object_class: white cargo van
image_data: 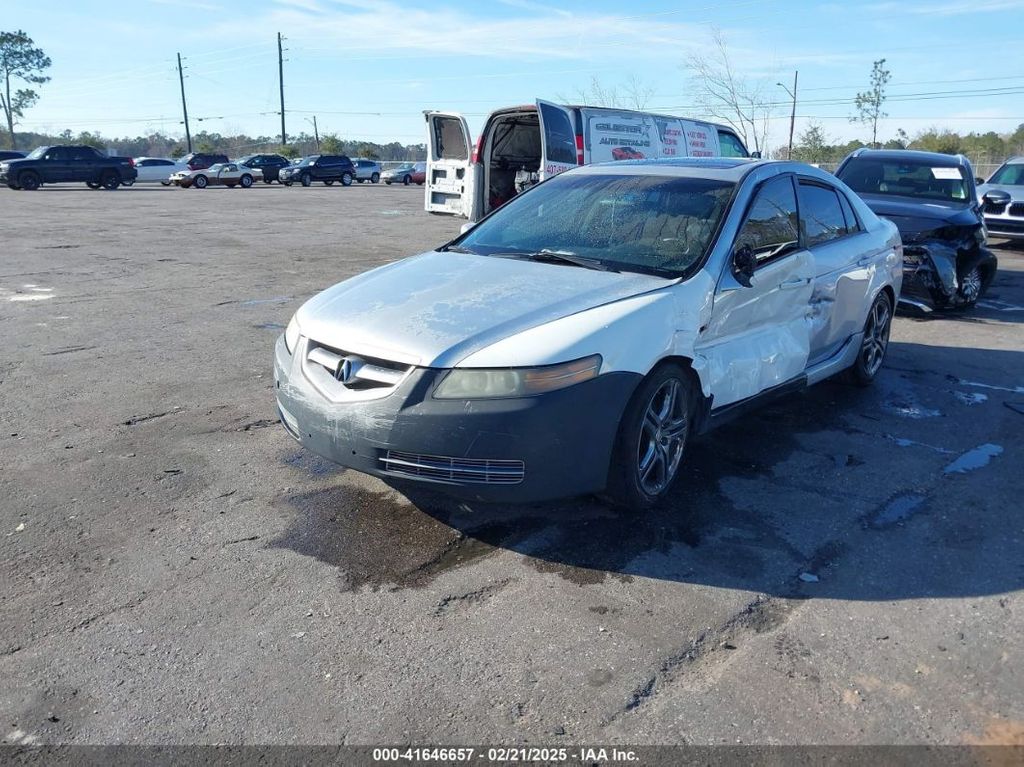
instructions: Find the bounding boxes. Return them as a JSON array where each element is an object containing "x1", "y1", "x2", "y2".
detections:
[{"x1": 424, "y1": 99, "x2": 752, "y2": 221}]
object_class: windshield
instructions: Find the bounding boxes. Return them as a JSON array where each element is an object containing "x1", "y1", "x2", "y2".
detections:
[
  {"x1": 301, "y1": 157, "x2": 318, "y2": 166},
  {"x1": 26, "y1": 147, "x2": 46, "y2": 159},
  {"x1": 237, "y1": 155, "x2": 255, "y2": 165},
  {"x1": 987, "y1": 163, "x2": 1024, "y2": 186},
  {"x1": 838, "y1": 158, "x2": 970, "y2": 203},
  {"x1": 207, "y1": 163, "x2": 225, "y2": 172},
  {"x1": 456, "y1": 173, "x2": 735, "y2": 278}
]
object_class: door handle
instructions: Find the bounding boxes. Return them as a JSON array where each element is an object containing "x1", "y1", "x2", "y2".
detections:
[{"x1": 779, "y1": 277, "x2": 809, "y2": 290}]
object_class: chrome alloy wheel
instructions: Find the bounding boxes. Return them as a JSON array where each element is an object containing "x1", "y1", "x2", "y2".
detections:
[
  {"x1": 861, "y1": 297, "x2": 891, "y2": 378},
  {"x1": 637, "y1": 378, "x2": 688, "y2": 497},
  {"x1": 959, "y1": 266, "x2": 982, "y2": 304}
]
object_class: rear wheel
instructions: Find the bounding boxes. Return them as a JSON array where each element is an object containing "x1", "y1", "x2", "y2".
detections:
[
  {"x1": 194, "y1": 175, "x2": 208, "y2": 189},
  {"x1": 240, "y1": 174, "x2": 253, "y2": 188},
  {"x1": 371, "y1": 172, "x2": 380, "y2": 184},
  {"x1": 341, "y1": 172, "x2": 353, "y2": 186},
  {"x1": 19, "y1": 171, "x2": 41, "y2": 191},
  {"x1": 605, "y1": 364, "x2": 694, "y2": 510},
  {"x1": 849, "y1": 291, "x2": 892, "y2": 386},
  {"x1": 101, "y1": 171, "x2": 120, "y2": 190}
]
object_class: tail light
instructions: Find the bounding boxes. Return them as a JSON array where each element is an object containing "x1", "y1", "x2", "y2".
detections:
[
  {"x1": 128, "y1": 158, "x2": 135, "y2": 167},
  {"x1": 575, "y1": 134, "x2": 584, "y2": 165},
  {"x1": 471, "y1": 132, "x2": 484, "y2": 165}
]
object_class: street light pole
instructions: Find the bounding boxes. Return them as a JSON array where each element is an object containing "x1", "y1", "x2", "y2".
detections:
[{"x1": 777, "y1": 71, "x2": 798, "y2": 160}]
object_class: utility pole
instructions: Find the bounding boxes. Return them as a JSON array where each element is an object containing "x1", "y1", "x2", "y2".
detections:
[
  {"x1": 777, "y1": 71, "x2": 798, "y2": 160},
  {"x1": 307, "y1": 116, "x2": 320, "y2": 151},
  {"x1": 177, "y1": 52, "x2": 192, "y2": 153},
  {"x1": 277, "y1": 32, "x2": 286, "y2": 145}
]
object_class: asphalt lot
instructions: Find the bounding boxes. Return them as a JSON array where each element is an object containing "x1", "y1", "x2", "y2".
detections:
[{"x1": 1, "y1": 181, "x2": 1022, "y2": 747}]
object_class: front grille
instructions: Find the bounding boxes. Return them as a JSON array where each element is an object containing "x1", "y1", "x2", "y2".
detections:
[
  {"x1": 1010, "y1": 202, "x2": 1024, "y2": 217},
  {"x1": 380, "y1": 450, "x2": 525, "y2": 485},
  {"x1": 302, "y1": 339, "x2": 413, "y2": 401},
  {"x1": 984, "y1": 201, "x2": 1007, "y2": 214}
]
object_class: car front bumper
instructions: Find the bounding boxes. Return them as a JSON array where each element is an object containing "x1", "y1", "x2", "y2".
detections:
[
  {"x1": 982, "y1": 214, "x2": 1024, "y2": 241},
  {"x1": 273, "y1": 335, "x2": 639, "y2": 503}
]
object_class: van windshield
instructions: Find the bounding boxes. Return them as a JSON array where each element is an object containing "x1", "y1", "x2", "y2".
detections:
[{"x1": 455, "y1": 173, "x2": 735, "y2": 278}]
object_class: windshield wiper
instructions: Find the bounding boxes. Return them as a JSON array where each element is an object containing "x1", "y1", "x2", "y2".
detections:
[
  {"x1": 492, "y1": 249, "x2": 616, "y2": 272},
  {"x1": 440, "y1": 244, "x2": 478, "y2": 254}
]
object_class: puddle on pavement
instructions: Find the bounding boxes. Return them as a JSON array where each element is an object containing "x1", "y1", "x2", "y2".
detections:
[
  {"x1": 867, "y1": 493, "x2": 927, "y2": 529},
  {"x1": 944, "y1": 444, "x2": 1004, "y2": 475}
]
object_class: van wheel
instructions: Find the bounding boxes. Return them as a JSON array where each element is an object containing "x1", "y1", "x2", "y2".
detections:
[
  {"x1": 848, "y1": 291, "x2": 892, "y2": 386},
  {"x1": 605, "y1": 364, "x2": 693, "y2": 511}
]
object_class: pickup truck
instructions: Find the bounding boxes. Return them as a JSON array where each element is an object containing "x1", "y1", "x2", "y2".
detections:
[{"x1": 0, "y1": 145, "x2": 137, "y2": 190}]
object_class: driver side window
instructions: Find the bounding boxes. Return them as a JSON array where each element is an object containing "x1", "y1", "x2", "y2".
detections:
[{"x1": 735, "y1": 176, "x2": 799, "y2": 264}]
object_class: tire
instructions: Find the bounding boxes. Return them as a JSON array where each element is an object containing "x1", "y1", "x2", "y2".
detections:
[
  {"x1": 240, "y1": 174, "x2": 253, "y2": 188},
  {"x1": 385, "y1": 180, "x2": 392, "y2": 185},
  {"x1": 101, "y1": 171, "x2": 120, "y2": 190},
  {"x1": 402, "y1": 175, "x2": 411, "y2": 186},
  {"x1": 161, "y1": 180, "x2": 171, "y2": 186},
  {"x1": 86, "y1": 181, "x2": 101, "y2": 190},
  {"x1": 263, "y1": 178, "x2": 273, "y2": 184},
  {"x1": 953, "y1": 263, "x2": 991, "y2": 309},
  {"x1": 121, "y1": 177, "x2": 135, "y2": 187},
  {"x1": 7, "y1": 182, "x2": 19, "y2": 190},
  {"x1": 341, "y1": 172, "x2": 353, "y2": 187},
  {"x1": 324, "y1": 179, "x2": 334, "y2": 186},
  {"x1": 371, "y1": 172, "x2": 380, "y2": 184},
  {"x1": 848, "y1": 291, "x2": 893, "y2": 386},
  {"x1": 18, "y1": 171, "x2": 41, "y2": 191},
  {"x1": 605, "y1": 363, "x2": 694, "y2": 510},
  {"x1": 194, "y1": 175, "x2": 208, "y2": 189},
  {"x1": 284, "y1": 180, "x2": 293, "y2": 186},
  {"x1": 300, "y1": 173, "x2": 312, "y2": 187}
]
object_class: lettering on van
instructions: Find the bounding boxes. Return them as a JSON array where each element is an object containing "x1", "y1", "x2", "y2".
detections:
[
  {"x1": 598, "y1": 137, "x2": 651, "y2": 148},
  {"x1": 594, "y1": 122, "x2": 645, "y2": 134}
]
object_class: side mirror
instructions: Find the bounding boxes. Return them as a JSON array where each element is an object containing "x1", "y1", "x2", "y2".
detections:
[
  {"x1": 983, "y1": 190, "x2": 1011, "y2": 206},
  {"x1": 732, "y1": 244, "x2": 757, "y2": 287}
]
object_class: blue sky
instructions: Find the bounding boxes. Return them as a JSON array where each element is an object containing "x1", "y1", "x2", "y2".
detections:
[{"x1": 5, "y1": 0, "x2": 1024, "y2": 151}]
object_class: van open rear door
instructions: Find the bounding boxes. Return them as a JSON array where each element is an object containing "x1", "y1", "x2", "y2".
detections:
[
  {"x1": 425, "y1": 111, "x2": 472, "y2": 216},
  {"x1": 536, "y1": 100, "x2": 578, "y2": 180}
]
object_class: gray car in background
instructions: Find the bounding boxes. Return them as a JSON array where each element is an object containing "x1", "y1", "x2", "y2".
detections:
[
  {"x1": 353, "y1": 159, "x2": 381, "y2": 183},
  {"x1": 977, "y1": 157, "x2": 1024, "y2": 242}
]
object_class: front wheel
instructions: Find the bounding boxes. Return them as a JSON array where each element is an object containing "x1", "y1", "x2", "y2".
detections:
[
  {"x1": 240, "y1": 174, "x2": 253, "y2": 188},
  {"x1": 371, "y1": 172, "x2": 380, "y2": 184},
  {"x1": 605, "y1": 364, "x2": 694, "y2": 510},
  {"x1": 101, "y1": 171, "x2": 120, "y2": 190},
  {"x1": 953, "y1": 264, "x2": 990, "y2": 309},
  {"x1": 341, "y1": 172, "x2": 353, "y2": 186},
  {"x1": 848, "y1": 291, "x2": 892, "y2": 386},
  {"x1": 19, "y1": 171, "x2": 41, "y2": 191},
  {"x1": 194, "y1": 175, "x2": 208, "y2": 189}
]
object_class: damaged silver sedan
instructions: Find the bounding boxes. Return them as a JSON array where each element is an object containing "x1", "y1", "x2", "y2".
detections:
[{"x1": 275, "y1": 158, "x2": 901, "y2": 509}]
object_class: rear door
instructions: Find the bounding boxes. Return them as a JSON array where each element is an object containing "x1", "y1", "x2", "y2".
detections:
[
  {"x1": 536, "y1": 100, "x2": 578, "y2": 180},
  {"x1": 679, "y1": 121, "x2": 721, "y2": 158},
  {"x1": 424, "y1": 111, "x2": 472, "y2": 215}
]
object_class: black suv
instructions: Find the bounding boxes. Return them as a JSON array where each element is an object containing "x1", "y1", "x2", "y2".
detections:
[
  {"x1": 836, "y1": 148, "x2": 997, "y2": 311},
  {"x1": 279, "y1": 155, "x2": 356, "y2": 187},
  {"x1": 236, "y1": 153, "x2": 292, "y2": 183},
  {"x1": 181, "y1": 152, "x2": 229, "y2": 171}
]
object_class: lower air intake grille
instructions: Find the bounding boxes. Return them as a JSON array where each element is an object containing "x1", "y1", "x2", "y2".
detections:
[{"x1": 380, "y1": 450, "x2": 525, "y2": 485}]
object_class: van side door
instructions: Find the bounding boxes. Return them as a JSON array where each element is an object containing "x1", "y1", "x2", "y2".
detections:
[
  {"x1": 696, "y1": 174, "x2": 815, "y2": 408},
  {"x1": 424, "y1": 111, "x2": 473, "y2": 216},
  {"x1": 536, "y1": 100, "x2": 578, "y2": 180}
]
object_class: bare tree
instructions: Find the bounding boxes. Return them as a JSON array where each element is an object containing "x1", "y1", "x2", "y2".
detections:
[
  {"x1": 851, "y1": 59, "x2": 891, "y2": 149},
  {"x1": 560, "y1": 74, "x2": 655, "y2": 110},
  {"x1": 684, "y1": 28, "x2": 771, "y2": 155}
]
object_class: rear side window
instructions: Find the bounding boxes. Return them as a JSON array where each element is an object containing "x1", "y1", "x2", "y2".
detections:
[
  {"x1": 539, "y1": 103, "x2": 576, "y2": 165},
  {"x1": 797, "y1": 182, "x2": 848, "y2": 246},
  {"x1": 838, "y1": 193, "x2": 861, "y2": 233},
  {"x1": 717, "y1": 131, "x2": 748, "y2": 158},
  {"x1": 736, "y1": 176, "x2": 800, "y2": 262},
  {"x1": 433, "y1": 117, "x2": 468, "y2": 161}
]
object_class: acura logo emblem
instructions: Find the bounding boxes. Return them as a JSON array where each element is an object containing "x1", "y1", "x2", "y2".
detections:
[{"x1": 335, "y1": 357, "x2": 353, "y2": 383}]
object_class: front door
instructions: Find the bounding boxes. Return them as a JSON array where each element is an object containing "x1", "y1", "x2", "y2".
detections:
[{"x1": 696, "y1": 174, "x2": 815, "y2": 409}]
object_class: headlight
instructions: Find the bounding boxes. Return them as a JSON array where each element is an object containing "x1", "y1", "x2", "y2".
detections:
[
  {"x1": 284, "y1": 315, "x2": 301, "y2": 354},
  {"x1": 433, "y1": 355, "x2": 601, "y2": 399}
]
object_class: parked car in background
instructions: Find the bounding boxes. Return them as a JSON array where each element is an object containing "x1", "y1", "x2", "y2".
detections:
[
  {"x1": 976, "y1": 157, "x2": 1024, "y2": 242},
  {"x1": 169, "y1": 162, "x2": 260, "y2": 189},
  {"x1": 382, "y1": 161, "x2": 426, "y2": 185},
  {"x1": 353, "y1": 158, "x2": 381, "y2": 183},
  {"x1": 133, "y1": 157, "x2": 187, "y2": 184},
  {"x1": 236, "y1": 153, "x2": 292, "y2": 183},
  {"x1": 181, "y1": 152, "x2": 230, "y2": 171},
  {"x1": 279, "y1": 155, "x2": 356, "y2": 187},
  {"x1": 0, "y1": 145, "x2": 136, "y2": 190},
  {"x1": 836, "y1": 148, "x2": 997, "y2": 312},
  {"x1": 0, "y1": 150, "x2": 25, "y2": 161},
  {"x1": 274, "y1": 158, "x2": 900, "y2": 509}
]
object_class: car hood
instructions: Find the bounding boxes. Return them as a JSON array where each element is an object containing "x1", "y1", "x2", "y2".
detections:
[
  {"x1": 858, "y1": 194, "x2": 980, "y2": 240},
  {"x1": 294, "y1": 250, "x2": 668, "y2": 368}
]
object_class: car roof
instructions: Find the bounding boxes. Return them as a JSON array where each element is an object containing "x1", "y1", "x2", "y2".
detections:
[
  {"x1": 576, "y1": 156, "x2": 759, "y2": 180},
  {"x1": 846, "y1": 148, "x2": 967, "y2": 167}
]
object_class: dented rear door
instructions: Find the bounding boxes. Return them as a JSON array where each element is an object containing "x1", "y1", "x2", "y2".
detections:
[{"x1": 424, "y1": 111, "x2": 473, "y2": 216}]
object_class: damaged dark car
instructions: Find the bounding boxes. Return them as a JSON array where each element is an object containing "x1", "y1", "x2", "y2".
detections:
[{"x1": 836, "y1": 149, "x2": 997, "y2": 312}]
